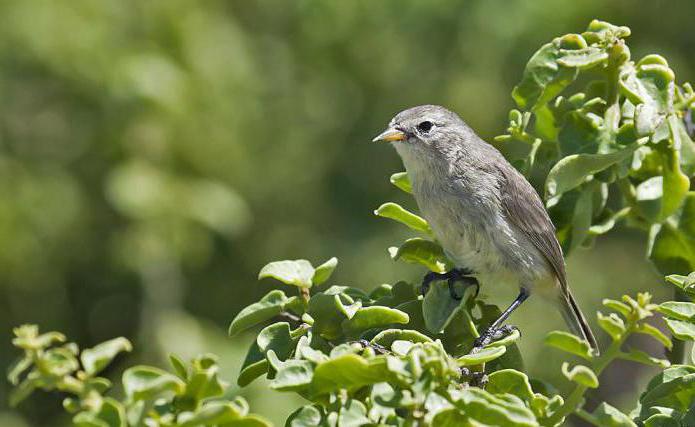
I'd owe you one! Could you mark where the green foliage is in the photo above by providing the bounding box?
[7,325,270,427]
[496,20,695,270]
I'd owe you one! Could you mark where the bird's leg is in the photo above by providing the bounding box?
[420,268,478,299]
[473,288,529,350]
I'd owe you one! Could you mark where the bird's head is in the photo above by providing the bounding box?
[372,105,471,161]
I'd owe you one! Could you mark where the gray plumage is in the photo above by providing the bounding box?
[376,105,598,352]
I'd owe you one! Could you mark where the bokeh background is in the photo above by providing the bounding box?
[1,1,693,426]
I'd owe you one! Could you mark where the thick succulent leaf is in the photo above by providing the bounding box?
[619,347,670,368]
[341,306,409,335]
[544,331,594,360]
[556,46,608,69]
[308,292,359,340]
[309,354,390,396]
[663,318,695,341]
[486,369,534,401]
[545,145,636,199]
[640,367,695,416]
[457,346,506,366]
[657,301,695,321]
[81,337,132,377]
[370,329,433,348]
[635,323,673,350]
[592,402,637,427]
[286,406,323,427]
[561,362,599,388]
[665,272,695,297]
[512,34,585,110]
[388,238,453,273]
[452,388,538,427]
[338,400,369,427]
[597,312,626,340]
[228,290,289,337]
[422,280,468,334]
[122,366,185,401]
[648,193,695,275]
[312,257,338,287]
[258,260,315,288]
[237,342,268,387]
[268,354,313,392]
[390,171,412,194]
[374,202,432,234]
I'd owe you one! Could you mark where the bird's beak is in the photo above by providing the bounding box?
[372,127,406,143]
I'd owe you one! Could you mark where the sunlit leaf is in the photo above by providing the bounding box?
[544,331,594,359]
[228,290,289,337]
[374,202,432,234]
[259,260,315,288]
[561,362,598,388]
[388,238,453,273]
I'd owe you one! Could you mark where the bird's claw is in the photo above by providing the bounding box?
[460,367,488,388]
[420,268,478,299]
[472,325,519,351]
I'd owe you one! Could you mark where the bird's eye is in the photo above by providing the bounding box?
[417,121,433,133]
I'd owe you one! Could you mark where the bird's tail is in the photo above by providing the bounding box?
[558,289,600,355]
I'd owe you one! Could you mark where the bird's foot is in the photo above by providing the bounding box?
[354,339,390,355]
[472,325,519,351]
[420,268,478,300]
[460,367,488,388]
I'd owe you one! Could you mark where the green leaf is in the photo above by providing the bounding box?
[268,353,313,392]
[512,34,585,110]
[657,301,695,321]
[310,354,390,396]
[286,406,323,427]
[618,347,670,368]
[169,354,188,380]
[561,362,599,388]
[178,399,272,427]
[374,202,432,234]
[122,366,185,401]
[237,340,268,387]
[370,329,433,348]
[80,338,132,377]
[486,369,534,401]
[545,145,637,199]
[308,291,358,340]
[556,47,608,69]
[7,356,32,386]
[597,312,626,340]
[390,171,412,194]
[457,346,506,366]
[228,290,289,336]
[388,238,453,273]
[338,400,369,427]
[640,367,695,416]
[603,298,632,318]
[341,306,409,335]
[544,331,594,359]
[258,260,315,288]
[663,318,695,341]
[312,257,338,286]
[648,193,695,275]
[257,322,296,360]
[592,402,638,427]
[422,280,468,334]
[635,323,673,349]
[665,272,695,297]
[452,388,538,426]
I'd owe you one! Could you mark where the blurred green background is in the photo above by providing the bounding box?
[1,1,693,426]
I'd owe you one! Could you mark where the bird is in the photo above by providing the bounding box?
[372,104,599,353]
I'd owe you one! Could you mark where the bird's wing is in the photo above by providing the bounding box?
[497,162,568,288]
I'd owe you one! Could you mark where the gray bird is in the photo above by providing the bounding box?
[373,105,599,353]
